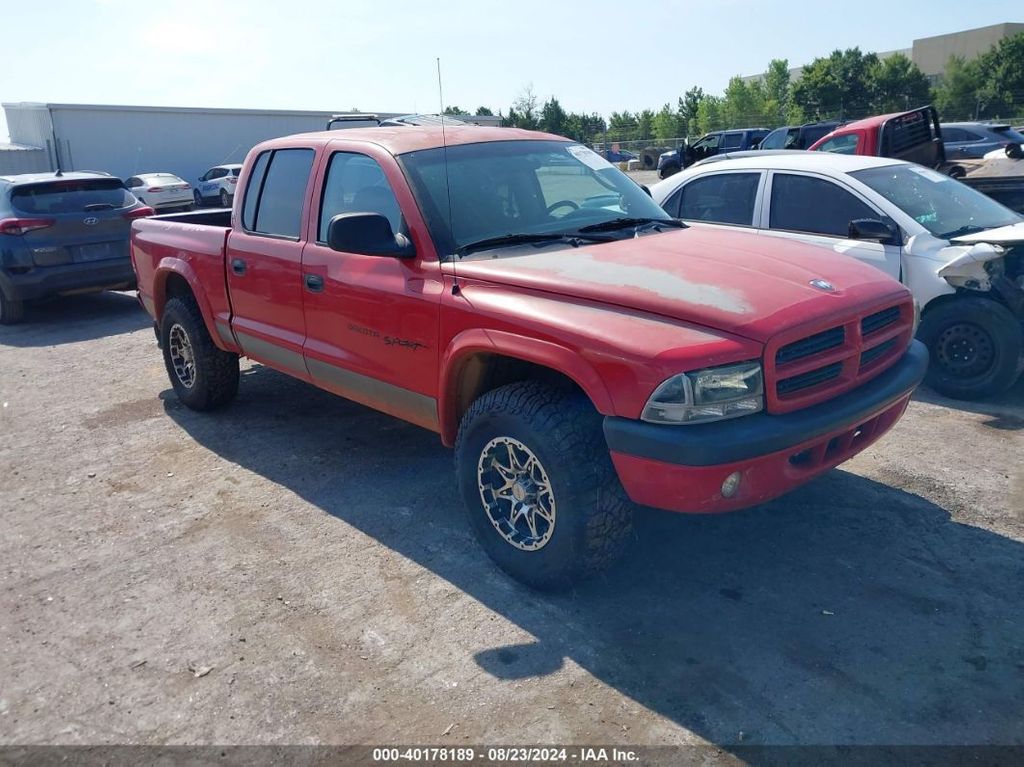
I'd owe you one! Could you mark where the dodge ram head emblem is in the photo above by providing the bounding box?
[83,217,99,226]
[809,279,835,292]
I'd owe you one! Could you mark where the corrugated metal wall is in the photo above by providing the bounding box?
[43,106,394,184]
[0,146,50,175]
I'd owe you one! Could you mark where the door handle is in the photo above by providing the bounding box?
[231,258,246,276]
[304,273,324,292]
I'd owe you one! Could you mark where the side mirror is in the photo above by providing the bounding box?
[849,218,899,245]
[327,212,414,258]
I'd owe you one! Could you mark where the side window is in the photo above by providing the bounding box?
[722,132,743,150]
[678,172,760,226]
[759,129,786,150]
[126,177,139,188]
[942,128,966,142]
[242,151,271,231]
[662,187,684,217]
[817,134,860,155]
[246,149,314,238]
[769,173,877,238]
[318,152,403,242]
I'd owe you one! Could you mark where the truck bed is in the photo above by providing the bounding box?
[130,209,235,349]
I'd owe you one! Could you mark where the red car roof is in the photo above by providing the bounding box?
[268,126,568,155]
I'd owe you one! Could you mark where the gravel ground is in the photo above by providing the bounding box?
[1,291,1022,750]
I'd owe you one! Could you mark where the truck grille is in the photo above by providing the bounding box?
[765,299,913,414]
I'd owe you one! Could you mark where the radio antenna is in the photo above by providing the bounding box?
[437,57,459,295]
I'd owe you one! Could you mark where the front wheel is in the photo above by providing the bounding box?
[220,189,230,208]
[455,381,633,590]
[193,190,203,207]
[160,296,239,410]
[917,297,1022,399]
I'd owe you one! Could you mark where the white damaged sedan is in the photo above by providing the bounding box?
[651,152,1024,399]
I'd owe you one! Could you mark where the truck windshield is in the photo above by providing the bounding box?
[398,140,672,257]
[851,164,1021,239]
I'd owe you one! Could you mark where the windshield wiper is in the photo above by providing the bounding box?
[457,231,612,257]
[577,217,686,233]
[939,224,988,240]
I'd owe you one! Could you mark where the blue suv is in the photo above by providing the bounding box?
[0,171,152,323]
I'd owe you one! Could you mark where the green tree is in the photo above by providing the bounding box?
[442,105,463,116]
[695,96,724,134]
[636,108,655,141]
[540,97,568,136]
[978,32,1024,117]
[762,59,791,125]
[652,103,683,142]
[677,86,705,134]
[474,106,494,116]
[607,111,637,142]
[721,76,766,128]
[510,85,539,129]
[792,47,879,120]
[869,53,932,113]
[935,55,984,119]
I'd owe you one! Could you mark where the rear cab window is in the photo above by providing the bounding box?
[241,149,315,238]
[817,134,860,155]
[11,178,135,214]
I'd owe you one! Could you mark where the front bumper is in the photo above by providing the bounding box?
[0,259,136,301]
[604,340,929,513]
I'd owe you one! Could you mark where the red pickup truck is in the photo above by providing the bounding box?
[131,126,928,589]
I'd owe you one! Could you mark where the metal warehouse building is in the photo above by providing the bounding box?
[0,103,503,182]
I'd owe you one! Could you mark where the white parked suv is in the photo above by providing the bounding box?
[125,173,193,211]
[194,164,242,208]
[651,152,1024,399]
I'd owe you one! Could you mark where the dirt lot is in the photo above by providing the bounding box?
[1,292,1023,750]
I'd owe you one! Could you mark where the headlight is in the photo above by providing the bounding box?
[641,361,764,424]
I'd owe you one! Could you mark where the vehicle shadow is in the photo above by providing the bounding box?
[164,365,1024,748]
[0,291,150,348]
[914,377,1024,431]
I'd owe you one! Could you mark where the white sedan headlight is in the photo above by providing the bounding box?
[641,361,764,424]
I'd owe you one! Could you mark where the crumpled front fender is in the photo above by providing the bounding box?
[936,242,1006,291]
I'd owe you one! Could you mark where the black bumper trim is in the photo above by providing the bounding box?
[604,340,929,467]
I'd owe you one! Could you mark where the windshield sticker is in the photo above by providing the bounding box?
[906,165,948,183]
[567,145,614,171]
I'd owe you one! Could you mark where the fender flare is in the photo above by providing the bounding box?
[438,328,616,446]
[153,258,238,353]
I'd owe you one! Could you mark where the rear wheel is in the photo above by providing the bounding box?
[917,297,1022,399]
[160,296,239,410]
[455,381,633,590]
[0,287,25,324]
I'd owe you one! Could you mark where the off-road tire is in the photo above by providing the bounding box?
[0,288,25,324]
[160,296,239,410]
[455,381,633,590]
[917,297,1022,399]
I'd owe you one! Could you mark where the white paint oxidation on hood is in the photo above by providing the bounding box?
[493,251,753,315]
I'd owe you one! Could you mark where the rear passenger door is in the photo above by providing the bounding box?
[662,171,765,230]
[759,171,901,280]
[226,147,316,379]
[299,148,442,432]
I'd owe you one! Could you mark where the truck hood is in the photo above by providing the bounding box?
[451,227,906,344]
[951,221,1024,245]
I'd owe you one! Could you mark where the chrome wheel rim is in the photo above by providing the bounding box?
[168,323,196,388]
[477,437,556,551]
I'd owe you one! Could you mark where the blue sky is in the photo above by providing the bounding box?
[0,0,1017,141]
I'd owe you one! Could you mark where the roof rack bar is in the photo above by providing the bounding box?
[326,113,381,130]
